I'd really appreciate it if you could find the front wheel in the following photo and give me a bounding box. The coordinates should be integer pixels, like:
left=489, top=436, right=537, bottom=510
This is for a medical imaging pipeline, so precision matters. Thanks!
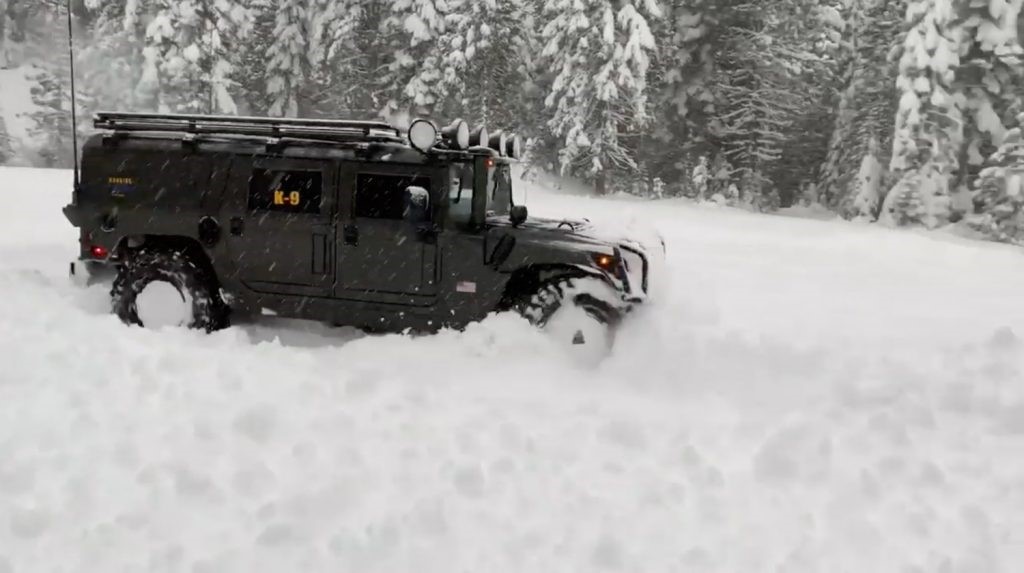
left=111, top=249, right=228, bottom=332
left=517, top=276, right=625, bottom=354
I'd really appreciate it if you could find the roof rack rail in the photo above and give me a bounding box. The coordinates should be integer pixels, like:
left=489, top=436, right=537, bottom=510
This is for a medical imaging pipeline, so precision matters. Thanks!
left=93, top=111, right=404, bottom=144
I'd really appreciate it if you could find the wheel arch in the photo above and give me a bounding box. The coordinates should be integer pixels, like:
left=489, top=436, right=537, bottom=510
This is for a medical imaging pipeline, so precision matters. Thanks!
left=113, top=234, right=220, bottom=286
left=497, top=263, right=616, bottom=311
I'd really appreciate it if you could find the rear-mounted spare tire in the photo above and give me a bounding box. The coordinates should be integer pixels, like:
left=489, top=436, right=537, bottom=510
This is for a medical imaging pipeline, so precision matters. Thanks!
left=111, top=249, right=228, bottom=332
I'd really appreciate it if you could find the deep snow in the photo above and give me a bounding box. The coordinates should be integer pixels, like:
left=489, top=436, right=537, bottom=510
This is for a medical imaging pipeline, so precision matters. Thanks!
left=2, top=167, right=1024, bottom=572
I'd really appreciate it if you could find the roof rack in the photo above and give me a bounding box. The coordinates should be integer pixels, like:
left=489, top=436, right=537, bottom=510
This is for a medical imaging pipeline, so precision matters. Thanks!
left=93, top=111, right=404, bottom=144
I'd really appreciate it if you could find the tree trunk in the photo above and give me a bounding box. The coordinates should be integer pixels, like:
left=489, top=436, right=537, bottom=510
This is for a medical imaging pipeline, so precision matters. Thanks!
left=0, top=0, right=7, bottom=69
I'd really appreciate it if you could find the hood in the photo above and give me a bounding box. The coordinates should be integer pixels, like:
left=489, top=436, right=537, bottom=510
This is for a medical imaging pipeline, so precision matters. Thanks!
left=486, top=212, right=666, bottom=302
left=487, top=214, right=597, bottom=236
left=487, top=213, right=665, bottom=257
left=486, top=214, right=616, bottom=252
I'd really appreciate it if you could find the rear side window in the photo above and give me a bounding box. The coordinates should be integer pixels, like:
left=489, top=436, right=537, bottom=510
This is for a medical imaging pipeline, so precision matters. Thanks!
left=249, top=169, right=323, bottom=214
left=82, top=150, right=210, bottom=207
left=356, top=173, right=431, bottom=220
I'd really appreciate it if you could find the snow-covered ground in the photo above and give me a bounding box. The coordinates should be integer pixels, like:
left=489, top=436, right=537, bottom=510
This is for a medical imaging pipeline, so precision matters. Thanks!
left=2, top=167, right=1024, bottom=572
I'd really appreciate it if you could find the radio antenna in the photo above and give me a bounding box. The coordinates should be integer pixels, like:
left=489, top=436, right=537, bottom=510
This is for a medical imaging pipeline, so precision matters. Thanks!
left=66, top=0, right=81, bottom=191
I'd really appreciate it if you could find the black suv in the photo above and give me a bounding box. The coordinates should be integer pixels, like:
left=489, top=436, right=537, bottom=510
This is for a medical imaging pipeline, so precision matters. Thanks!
left=63, top=112, right=659, bottom=345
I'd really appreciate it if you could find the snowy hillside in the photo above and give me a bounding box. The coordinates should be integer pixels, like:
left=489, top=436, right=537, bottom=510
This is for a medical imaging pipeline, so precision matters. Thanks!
left=0, top=65, right=46, bottom=165
left=2, top=167, right=1024, bottom=572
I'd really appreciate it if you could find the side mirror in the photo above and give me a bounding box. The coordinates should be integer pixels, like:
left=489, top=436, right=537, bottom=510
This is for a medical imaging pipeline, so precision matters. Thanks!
left=510, top=205, right=528, bottom=226
left=404, top=186, right=430, bottom=224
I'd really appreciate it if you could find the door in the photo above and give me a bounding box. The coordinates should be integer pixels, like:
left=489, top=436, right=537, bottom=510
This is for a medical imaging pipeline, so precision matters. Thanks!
left=225, top=157, right=335, bottom=298
left=334, top=166, right=439, bottom=305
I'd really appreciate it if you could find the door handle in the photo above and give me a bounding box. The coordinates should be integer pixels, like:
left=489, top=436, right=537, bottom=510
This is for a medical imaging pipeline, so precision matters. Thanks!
left=230, top=217, right=244, bottom=236
left=343, top=223, right=358, bottom=246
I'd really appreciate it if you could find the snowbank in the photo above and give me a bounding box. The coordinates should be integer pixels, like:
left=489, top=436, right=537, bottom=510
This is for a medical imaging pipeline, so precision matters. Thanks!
left=2, top=167, right=1024, bottom=572
left=777, top=203, right=839, bottom=221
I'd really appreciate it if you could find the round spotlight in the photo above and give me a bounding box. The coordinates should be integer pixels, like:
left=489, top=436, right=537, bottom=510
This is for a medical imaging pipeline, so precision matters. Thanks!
left=488, top=131, right=508, bottom=157
left=471, top=126, right=489, bottom=148
left=409, top=119, right=438, bottom=152
left=505, top=134, right=523, bottom=160
left=442, top=119, right=470, bottom=150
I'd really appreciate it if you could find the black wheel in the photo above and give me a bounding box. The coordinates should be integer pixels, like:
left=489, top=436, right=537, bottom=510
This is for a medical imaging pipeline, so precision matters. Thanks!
left=517, top=276, right=623, bottom=350
left=111, top=248, right=228, bottom=332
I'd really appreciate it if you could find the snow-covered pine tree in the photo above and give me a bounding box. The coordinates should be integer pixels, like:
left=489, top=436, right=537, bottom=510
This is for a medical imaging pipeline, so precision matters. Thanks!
left=0, top=115, right=13, bottom=165
left=264, top=0, right=309, bottom=117
left=78, top=0, right=148, bottom=113
left=25, top=66, right=70, bottom=167
left=324, top=2, right=394, bottom=118
left=308, top=0, right=377, bottom=116
left=139, top=0, right=252, bottom=114
left=884, top=0, right=964, bottom=228
left=892, top=175, right=927, bottom=225
left=970, top=112, right=1024, bottom=243
left=692, top=155, right=710, bottom=200
left=712, top=1, right=808, bottom=208
left=767, top=0, right=844, bottom=208
left=262, top=0, right=358, bottom=117
left=414, top=0, right=533, bottom=130
left=541, top=0, right=660, bottom=194
left=645, top=0, right=715, bottom=184
left=232, top=0, right=276, bottom=115
left=380, top=0, right=450, bottom=118
left=662, top=0, right=839, bottom=209
left=0, top=0, right=8, bottom=68
left=818, top=0, right=901, bottom=219
left=850, top=135, right=885, bottom=219
left=954, top=0, right=1024, bottom=216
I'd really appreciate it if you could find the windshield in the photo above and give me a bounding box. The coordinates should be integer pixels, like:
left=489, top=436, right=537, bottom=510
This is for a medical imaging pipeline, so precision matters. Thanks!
left=448, top=163, right=474, bottom=227
left=487, top=162, right=512, bottom=217
left=448, top=161, right=513, bottom=226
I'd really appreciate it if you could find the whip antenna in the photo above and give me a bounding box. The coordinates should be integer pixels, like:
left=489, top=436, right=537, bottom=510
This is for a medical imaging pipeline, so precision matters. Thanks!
left=66, top=0, right=80, bottom=191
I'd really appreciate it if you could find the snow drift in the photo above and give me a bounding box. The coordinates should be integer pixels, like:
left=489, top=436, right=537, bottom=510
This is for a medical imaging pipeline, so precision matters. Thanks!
left=1, top=168, right=1024, bottom=572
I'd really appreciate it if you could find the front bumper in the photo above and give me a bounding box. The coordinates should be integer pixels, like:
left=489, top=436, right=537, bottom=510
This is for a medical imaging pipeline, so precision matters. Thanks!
left=617, top=233, right=666, bottom=303
left=618, top=246, right=648, bottom=301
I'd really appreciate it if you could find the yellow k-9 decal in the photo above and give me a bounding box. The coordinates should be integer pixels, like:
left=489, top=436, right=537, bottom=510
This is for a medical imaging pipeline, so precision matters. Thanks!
left=273, top=189, right=301, bottom=206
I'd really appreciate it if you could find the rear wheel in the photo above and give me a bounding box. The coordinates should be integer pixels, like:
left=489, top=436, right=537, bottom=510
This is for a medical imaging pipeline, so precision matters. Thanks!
left=517, top=276, right=624, bottom=353
left=111, top=249, right=228, bottom=332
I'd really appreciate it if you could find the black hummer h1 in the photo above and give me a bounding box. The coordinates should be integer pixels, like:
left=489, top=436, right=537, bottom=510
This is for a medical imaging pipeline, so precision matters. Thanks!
left=63, top=112, right=657, bottom=344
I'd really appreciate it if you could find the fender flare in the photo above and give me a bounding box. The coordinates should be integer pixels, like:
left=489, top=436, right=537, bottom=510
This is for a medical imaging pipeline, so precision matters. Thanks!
left=497, top=263, right=621, bottom=310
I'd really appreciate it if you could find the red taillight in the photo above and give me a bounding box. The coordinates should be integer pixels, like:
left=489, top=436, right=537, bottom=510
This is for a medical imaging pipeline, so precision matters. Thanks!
left=90, top=245, right=109, bottom=259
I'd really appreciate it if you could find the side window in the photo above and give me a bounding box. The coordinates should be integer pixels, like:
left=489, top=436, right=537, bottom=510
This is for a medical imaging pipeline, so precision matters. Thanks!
left=249, top=169, right=323, bottom=214
left=356, top=173, right=431, bottom=220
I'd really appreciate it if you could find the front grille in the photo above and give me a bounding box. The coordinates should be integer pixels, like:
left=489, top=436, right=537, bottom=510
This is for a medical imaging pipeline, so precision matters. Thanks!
left=620, top=248, right=647, bottom=296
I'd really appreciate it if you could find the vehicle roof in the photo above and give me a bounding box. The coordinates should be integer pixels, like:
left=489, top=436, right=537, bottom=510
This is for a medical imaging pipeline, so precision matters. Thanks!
left=82, top=131, right=515, bottom=167
left=85, top=111, right=510, bottom=166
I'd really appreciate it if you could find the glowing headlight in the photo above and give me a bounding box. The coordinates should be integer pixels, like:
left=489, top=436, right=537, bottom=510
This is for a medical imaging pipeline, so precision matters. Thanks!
left=592, top=253, right=618, bottom=272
